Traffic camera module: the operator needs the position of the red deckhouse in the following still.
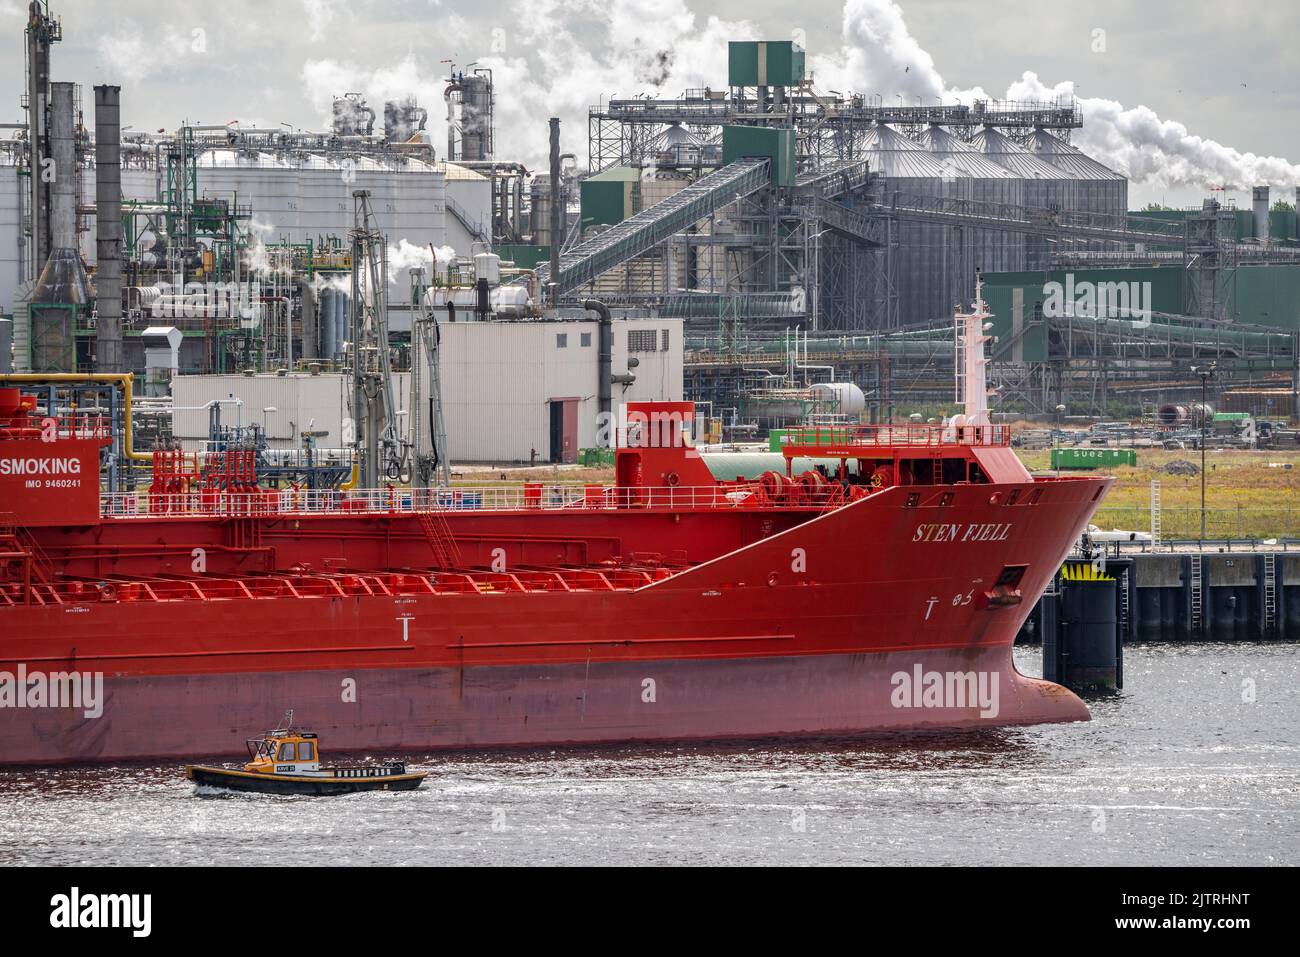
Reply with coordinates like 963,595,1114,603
0,371,1111,764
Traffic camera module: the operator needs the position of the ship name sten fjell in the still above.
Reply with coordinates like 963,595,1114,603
912,522,1013,544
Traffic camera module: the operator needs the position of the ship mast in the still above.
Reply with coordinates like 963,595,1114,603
954,276,993,428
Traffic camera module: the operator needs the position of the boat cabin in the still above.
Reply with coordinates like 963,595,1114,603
245,729,322,776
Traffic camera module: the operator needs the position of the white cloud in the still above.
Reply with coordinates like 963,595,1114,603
299,0,355,43
97,24,201,84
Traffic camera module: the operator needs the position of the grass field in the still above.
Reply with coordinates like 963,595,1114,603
1018,447,1300,540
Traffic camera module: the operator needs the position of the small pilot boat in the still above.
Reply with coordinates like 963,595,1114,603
186,712,426,796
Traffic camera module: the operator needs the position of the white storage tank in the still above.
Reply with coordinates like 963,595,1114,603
473,252,501,285
810,381,866,416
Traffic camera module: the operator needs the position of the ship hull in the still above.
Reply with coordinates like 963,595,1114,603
0,477,1108,765
5,646,1083,764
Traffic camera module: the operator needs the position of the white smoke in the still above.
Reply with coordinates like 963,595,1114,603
817,0,1298,191
1007,73,1300,191
312,273,351,294
293,0,1296,192
300,40,469,147
812,0,950,103
298,0,754,169
386,240,457,283
477,0,756,165
242,219,294,276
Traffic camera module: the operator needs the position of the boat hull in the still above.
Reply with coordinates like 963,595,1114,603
187,765,425,795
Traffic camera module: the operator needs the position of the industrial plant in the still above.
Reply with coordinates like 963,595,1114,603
0,3,1297,467
1,0,1299,885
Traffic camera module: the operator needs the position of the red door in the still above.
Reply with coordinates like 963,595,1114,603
548,397,580,464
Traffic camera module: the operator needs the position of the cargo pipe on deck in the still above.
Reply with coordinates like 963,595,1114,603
0,373,151,461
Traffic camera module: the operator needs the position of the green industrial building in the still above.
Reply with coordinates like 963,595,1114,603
979,264,1300,365
727,40,805,88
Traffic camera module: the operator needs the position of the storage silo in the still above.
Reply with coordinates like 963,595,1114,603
0,156,22,313
1023,129,1127,221
443,162,493,253
186,149,447,290
915,125,1026,286
861,123,974,326
971,127,1080,269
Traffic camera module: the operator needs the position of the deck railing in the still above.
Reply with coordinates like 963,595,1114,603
100,482,854,519
778,423,1012,450
0,413,109,441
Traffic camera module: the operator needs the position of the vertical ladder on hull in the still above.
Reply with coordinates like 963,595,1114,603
931,456,943,486
1263,552,1277,636
416,509,461,571
1189,553,1203,634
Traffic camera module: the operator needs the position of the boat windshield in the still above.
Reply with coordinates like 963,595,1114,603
245,737,278,760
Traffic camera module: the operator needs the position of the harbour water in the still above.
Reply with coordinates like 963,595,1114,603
1,643,1295,866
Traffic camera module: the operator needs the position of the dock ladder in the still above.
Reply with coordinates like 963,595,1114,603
1118,564,1131,639
1263,552,1277,637
1189,553,1203,634
1149,480,1161,544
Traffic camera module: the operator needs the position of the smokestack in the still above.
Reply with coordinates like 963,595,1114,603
94,84,124,372
49,82,76,251
549,117,560,307
28,81,88,373
1252,185,1270,244
25,2,58,280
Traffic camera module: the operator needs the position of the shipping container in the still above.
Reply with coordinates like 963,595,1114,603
768,427,854,451
1051,447,1137,469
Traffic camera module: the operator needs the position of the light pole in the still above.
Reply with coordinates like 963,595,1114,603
1191,362,1215,542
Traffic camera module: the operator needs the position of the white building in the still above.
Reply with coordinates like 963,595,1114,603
171,317,684,465
440,317,683,462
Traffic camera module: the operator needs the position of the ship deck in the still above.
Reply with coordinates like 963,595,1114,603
0,562,686,607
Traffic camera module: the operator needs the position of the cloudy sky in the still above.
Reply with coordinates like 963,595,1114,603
3,0,1298,207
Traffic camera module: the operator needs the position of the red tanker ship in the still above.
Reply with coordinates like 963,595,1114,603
0,306,1111,765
